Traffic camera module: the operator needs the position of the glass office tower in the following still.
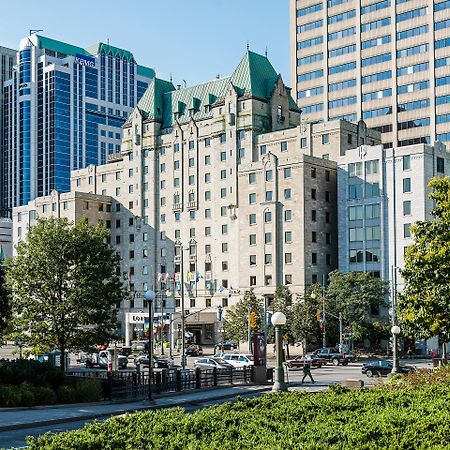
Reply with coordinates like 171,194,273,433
2,35,154,216
290,0,450,150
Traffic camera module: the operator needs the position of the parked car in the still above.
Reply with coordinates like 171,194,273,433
222,353,254,368
194,357,233,370
361,360,415,377
186,344,203,356
214,340,237,353
134,353,169,368
285,355,326,369
311,347,353,366
131,342,147,353
85,350,128,369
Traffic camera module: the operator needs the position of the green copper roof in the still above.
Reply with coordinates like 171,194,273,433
36,35,89,57
91,43,134,60
137,65,156,79
135,51,299,127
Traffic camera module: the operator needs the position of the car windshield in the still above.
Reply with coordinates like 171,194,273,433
213,358,229,365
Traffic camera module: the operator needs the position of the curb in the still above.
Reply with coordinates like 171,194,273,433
0,386,272,433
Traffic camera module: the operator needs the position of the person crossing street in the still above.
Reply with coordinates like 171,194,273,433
302,361,315,384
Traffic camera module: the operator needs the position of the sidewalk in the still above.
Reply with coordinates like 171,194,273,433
0,385,272,432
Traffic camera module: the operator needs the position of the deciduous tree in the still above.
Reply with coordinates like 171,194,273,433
398,177,450,356
7,218,123,371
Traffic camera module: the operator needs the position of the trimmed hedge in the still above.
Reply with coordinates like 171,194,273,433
27,384,450,449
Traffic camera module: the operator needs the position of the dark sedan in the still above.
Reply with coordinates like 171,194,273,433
285,355,326,369
362,360,415,377
134,354,169,368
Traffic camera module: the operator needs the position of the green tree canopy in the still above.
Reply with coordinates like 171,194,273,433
0,258,10,336
399,177,450,348
223,289,263,344
7,218,123,371
325,270,389,345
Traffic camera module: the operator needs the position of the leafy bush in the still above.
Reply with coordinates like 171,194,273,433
32,386,57,405
27,385,450,449
57,385,77,404
0,359,64,387
75,379,101,403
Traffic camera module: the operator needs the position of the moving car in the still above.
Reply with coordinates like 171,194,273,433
193,357,233,370
186,344,203,356
311,347,352,366
285,355,326,369
131,342,147,352
222,353,254,368
361,360,415,377
134,354,169,368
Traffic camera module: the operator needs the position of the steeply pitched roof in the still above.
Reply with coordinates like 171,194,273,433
134,51,299,127
36,35,89,57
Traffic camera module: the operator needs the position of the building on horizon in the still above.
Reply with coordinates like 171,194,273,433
337,140,450,353
2,34,155,217
0,45,17,218
290,0,450,150
13,51,381,343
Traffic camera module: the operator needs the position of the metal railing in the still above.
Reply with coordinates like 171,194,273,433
66,366,257,401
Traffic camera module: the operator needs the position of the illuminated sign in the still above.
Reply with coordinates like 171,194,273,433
74,53,96,68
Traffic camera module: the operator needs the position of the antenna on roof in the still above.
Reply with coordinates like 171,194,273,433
246,41,250,51
183,80,187,88
29,29,43,36
170,73,173,83
265,46,268,58
216,74,220,79
107,38,110,45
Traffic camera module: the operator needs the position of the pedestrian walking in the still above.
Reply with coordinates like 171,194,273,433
406,346,413,359
302,362,315,384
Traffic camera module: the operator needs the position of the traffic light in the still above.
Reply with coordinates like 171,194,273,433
249,310,257,329
316,309,321,321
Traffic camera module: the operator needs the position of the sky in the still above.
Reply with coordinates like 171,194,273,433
1,0,291,87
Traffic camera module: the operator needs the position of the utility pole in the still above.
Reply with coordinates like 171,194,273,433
322,274,326,348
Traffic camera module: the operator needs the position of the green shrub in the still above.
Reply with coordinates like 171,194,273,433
57,384,77,404
18,382,36,406
33,386,57,405
0,360,64,388
26,385,450,449
75,379,101,403
2,385,22,407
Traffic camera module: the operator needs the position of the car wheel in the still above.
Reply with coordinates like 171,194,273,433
366,369,373,377
332,358,339,366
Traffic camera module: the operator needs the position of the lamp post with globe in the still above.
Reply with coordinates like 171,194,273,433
144,290,156,401
391,325,401,374
271,311,288,392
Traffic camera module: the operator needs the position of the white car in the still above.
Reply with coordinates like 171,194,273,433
222,353,254,368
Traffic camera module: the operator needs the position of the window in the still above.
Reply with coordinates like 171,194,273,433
221,206,227,216
349,228,364,242
249,213,257,225
329,96,357,109
348,162,363,177
222,243,228,252
328,44,356,59
189,157,195,167
265,275,272,286
403,178,411,193
298,52,324,66
285,210,292,221
312,253,317,265
298,3,322,16
311,189,317,200
265,233,272,244
312,210,317,221
205,137,211,147
205,191,211,201
403,155,411,171
265,191,273,201
285,231,292,243
361,17,391,32
301,138,308,148
362,70,392,85
222,224,228,235
311,167,317,178
349,205,363,220
220,169,227,180
129,234,135,243
265,170,273,181
328,9,356,24
437,157,445,173
326,212,330,224
250,276,257,286
264,211,272,223
362,35,391,50
365,204,380,219
328,78,357,92
284,189,292,200
404,223,411,238
265,254,272,264
260,145,267,155
250,255,257,266
220,151,227,162
328,27,356,41
361,0,390,14
298,19,323,33
366,226,381,240
220,188,227,198
349,250,364,263
362,53,391,68
298,36,324,49
298,70,324,83
326,233,331,244
312,231,317,243
403,200,411,216
285,253,292,264
174,160,180,170
205,208,211,218
397,6,427,22
322,134,329,145
204,155,211,165
281,141,288,152
249,234,257,245
189,210,196,220
284,168,292,179
397,25,428,41
220,133,226,144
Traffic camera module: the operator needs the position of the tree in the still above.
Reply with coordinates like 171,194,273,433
325,270,389,346
268,285,293,344
289,287,323,352
223,289,263,344
398,177,450,356
0,258,10,336
7,218,123,371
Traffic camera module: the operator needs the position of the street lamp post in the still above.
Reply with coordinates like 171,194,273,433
144,290,156,402
391,325,401,374
271,311,288,392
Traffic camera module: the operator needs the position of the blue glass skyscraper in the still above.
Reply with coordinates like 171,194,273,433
2,34,154,216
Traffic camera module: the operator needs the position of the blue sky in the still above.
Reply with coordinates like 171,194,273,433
1,0,291,87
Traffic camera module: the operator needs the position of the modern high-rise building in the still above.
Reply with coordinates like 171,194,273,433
290,0,450,150
13,51,381,342
0,45,17,217
2,34,155,216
